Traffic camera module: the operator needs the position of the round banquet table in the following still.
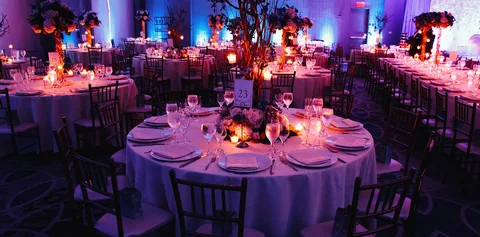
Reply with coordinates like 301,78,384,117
131,55,215,90
125,108,377,237
0,77,137,153
133,42,168,54
262,66,331,108
66,48,120,68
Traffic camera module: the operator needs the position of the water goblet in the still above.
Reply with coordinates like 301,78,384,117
187,94,198,109
20,50,26,60
217,93,225,107
304,98,313,115
9,69,18,80
178,112,191,143
166,103,178,114
311,116,323,148
168,112,181,143
224,90,234,106
200,122,215,155
274,93,284,109
214,125,227,154
265,119,280,158
321,108,334,137
283,92,293,112
312,98,324,115
27,66,35,77
105,66,113,79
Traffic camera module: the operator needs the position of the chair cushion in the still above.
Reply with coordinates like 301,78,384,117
376,159,403,175
0,123,38,134
111,148,126,164
436,128,468,140
213,86,224,92
300,220,373,237
455,142,480,155
357,189,412,220
143,94,152,101
421,118,441,128
95,202,173,237
125,105,152,113
74,118,101,128
196,223,264,237
181,75,202,80
74,175,129,201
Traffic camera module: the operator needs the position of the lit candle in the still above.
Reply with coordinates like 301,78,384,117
263,69,272,80
468,70,474,78
295,123,303,132
230,136,239,144
80,70,88,77
287,59,293,65
67,70,74,76
425,53,430,59
62,44,66,50
87,70,95,83
8,44,12,49
57,65,63,71
180,35,184,40
227,53,237,64
7,58,12,63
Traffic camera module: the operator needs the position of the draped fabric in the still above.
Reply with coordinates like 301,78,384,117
402,0,432,36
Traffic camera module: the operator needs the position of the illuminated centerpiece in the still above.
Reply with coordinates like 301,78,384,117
78,10,101,45
135,9,150,39
207,13,227,44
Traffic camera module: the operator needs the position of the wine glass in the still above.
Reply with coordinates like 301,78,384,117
23,72,32,90
311,117,323,148
296,56,303,66
200,122,215,155
178,112,191,143
9,69,18,80
217,93,225,107
214,125,227,154
224,90,234,106
265,119,280,158
322,108,334,137
304,98,313,116
20,50,26,60
187,94,198,109
279,120,290,155
274,93,284,109
302,114,311,147
166,103,178,114
312,98,324,115
105,66,113,79
27,66,35,77
168,112,181,143
283,92,293,112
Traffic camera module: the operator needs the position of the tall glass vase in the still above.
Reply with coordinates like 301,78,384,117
420,28,428,61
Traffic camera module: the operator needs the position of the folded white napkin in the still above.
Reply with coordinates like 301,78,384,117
144,116,168,125
108,75,127,80
130,128,168,141
289,150,331,165
226,155,259,170
152,145,196,159
334,137,367,148
330,119,361,129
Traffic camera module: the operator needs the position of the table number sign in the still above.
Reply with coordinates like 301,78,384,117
233,79,253,108
48,52,60,67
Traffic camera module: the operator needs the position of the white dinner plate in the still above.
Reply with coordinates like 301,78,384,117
127,130,172,143
287,149,337,168
194,108,215,116
328,119,364,131
150,145,202,162
143,116,169,127
325,135,372,151
218,153,272,173
15,90,43,96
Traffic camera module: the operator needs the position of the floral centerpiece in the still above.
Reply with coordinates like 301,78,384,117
226,16,243,45
78,10,101,45
370,14,391,47
28,0,76,82
208,13,227,43
136,10,150,39
268,6,304,48
413,11,455,62
217,104,285,143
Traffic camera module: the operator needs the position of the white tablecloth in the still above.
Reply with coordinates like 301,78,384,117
262,67,331,108
66,48,120,68
133,42,168,54
0,78,138,152
132,55,215,90
125,108,376,237
380,58,480,127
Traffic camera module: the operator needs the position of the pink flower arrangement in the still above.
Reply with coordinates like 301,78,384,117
28,0,76,35
208,14,227,29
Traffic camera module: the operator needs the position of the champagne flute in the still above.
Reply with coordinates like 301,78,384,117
279,121,290,155
312,98,324,115
302,114,311,147
304,98,313,116
179,112,191,143
224,90,234,106
274,93,284,109
201,122,215,155
217,93,225,107
168,112,181,143
214,125,227,154
166,103,178,114
283,92,293,112
105,66,113,79
265,119,280,158
322,108,334,137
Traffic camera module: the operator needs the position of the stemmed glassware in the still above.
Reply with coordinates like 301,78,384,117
321,108,334,137
200,122,215,155
214,124,227,154
105,66,113,79
20,50,26,60
279,121,290,155
283,92,293,112
168,111,181,143
265,118,280,159
311,116,323,148
312,98,324,115
302,114,311,147
296,56,303,66
304,98,313,115
275,93,284,109
217,93,225,107
178,111,191,144
224,90,234,106
166,103,178,114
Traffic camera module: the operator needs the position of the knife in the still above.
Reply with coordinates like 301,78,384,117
281,153,298,172
179,154,205,168
270,159,276,175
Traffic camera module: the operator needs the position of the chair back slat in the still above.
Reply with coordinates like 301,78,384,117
96,100,124,148
388,104,420,136
271,72,296,101
145,56,165,78
0,88,15,135
453,96,476,138
88,82,119,128
87,47,103,68
170,170,248,237
146,40,157,49
53,116,76,200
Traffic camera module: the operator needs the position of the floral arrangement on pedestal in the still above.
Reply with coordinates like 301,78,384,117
136,10,150,39
208,13,227,43
268,6,304,48
226,17,243,45
370,14,391,48
413,11,455,62
0,13,10,38
78,10,101,45
28,0,76,82
302,16,313,40
217,104,284,142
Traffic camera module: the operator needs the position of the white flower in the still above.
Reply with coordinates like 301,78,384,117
43,18,56,33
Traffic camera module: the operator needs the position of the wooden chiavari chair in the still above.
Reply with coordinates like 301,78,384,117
145,56,170,92
169,170,264,237
270,72,296,103
181,55,205,92
87,47,103,70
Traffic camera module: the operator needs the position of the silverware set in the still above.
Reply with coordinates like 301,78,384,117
279,152,298,171
204,154,217,171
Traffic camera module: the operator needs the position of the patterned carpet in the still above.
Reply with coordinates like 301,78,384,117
0,78,479,237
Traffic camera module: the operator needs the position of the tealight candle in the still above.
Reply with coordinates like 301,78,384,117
263,70,272,80
230,136,239,144
227,53,237,64
62,44,66,50
8,44,12,49
295,123,303,132
67,70,74,76
287,59,293,65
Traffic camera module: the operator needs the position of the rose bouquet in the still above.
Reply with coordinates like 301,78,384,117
413,11,455,30
136,10,150,21
302,17,313,29
268,6,303,34
78,10,101,29
28,0,76,35
208,13,227,30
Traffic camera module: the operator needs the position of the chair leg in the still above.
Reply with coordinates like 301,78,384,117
35,127,42,154
10,133,19,156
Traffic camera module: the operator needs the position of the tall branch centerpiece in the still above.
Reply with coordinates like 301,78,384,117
208,13,227,44
28,0,76,82
78,10,101,45
413,11,455,62
136,10,150,39
0,13,10,38
370,14,391,48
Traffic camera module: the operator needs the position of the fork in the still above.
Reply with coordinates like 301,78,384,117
204,154,217,171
